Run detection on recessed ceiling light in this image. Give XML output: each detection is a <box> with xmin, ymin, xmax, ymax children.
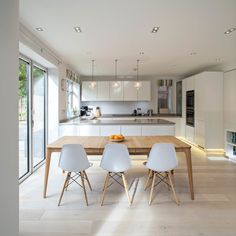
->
<box><xmin>190</xmin><ymin>52</ymin><xmax>197</xmax><ymax>56</ymax></box>
<box><xmin>36</xmin><ymin>27</ymin><xmax>43</xmax><ymax>31</ymax></box>
<box><xmin>74</xmin><ymin>27</ymin><xmax>82</xmax><ymax>33</ymax></box>
<box><xmin>151</xmin><ymin>26</ymin><xmax>159</xmax><ymax>33</ymax></box>
<box><xmin>139</xmin><ymin>52</ymin><xmax>144</xmax><ymax>55</ymax></box>
<box><xmin>224</xmin><ymin>27</ymin><xmax>236</xmax><ymax>34</ymax></box>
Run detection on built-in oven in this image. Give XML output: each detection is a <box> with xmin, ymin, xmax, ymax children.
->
<box><xmin>186</xmin><ymin>90</ymin><xmax>194</xmax><ymax>127</ymax></box>
<box><xmin>186</xmin><ymin>108</ymin><xmax>194</xmax><ymax>127</ymax></box>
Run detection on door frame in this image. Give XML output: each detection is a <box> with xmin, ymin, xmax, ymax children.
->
<box><xmin>19</xmin><ymin>54</ymin><xmax>48</xmax><ymax>183</ymax></box>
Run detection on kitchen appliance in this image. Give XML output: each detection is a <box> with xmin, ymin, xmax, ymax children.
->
<box><xmin>186</xmin><ymin>90</ymin><xmax>194</xmax><ymax>126</ymax></box>
<box><xmin>137</xmin><ymin>108</ymin><xmax>142</xmax><ymax>116</ymax></box>
<box><xmin>94</xmin><ymin>106</ymin><xmax>101</xmax><ymax>117</ymax></box>
<box><xmin>147</xmin><ymin>109</ymin><xmax>153</xmax><ymax>116</ymax></box>
<box><xmin>132</xmin><ymin>109</ymin><xmax>137</xmax><ymax>116</ymax></box>
<box><xmin>80</xmin><ymin>106</ymin><xmax>88</xmax><ymax>116</ymax></box>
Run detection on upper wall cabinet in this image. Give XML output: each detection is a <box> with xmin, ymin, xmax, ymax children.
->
<box><xmin>137</xmin><ymin>81</ymin><xmax>151</xmax><ymax>101</ymax></box>
<box><xmin>81</xmin><ymin>80</ymin><xmax>151</xmax><ymax>101</ymax></box>
<box><xmin>109</xmin><ymin>81</ymin><xmax>124</xmax><ymax>101</ymax></box>
<box><xmin>97</xmin><ymin>81</ymin><xmax>110</xmax><ymax>101</ymax></box>
<box><xmin>81</xmin><ymin>81</ymin><xmax>97</xmax><ymax>101</ymax></box>
<box><xmin>123</xmin><ymin>81</ymin><xmax>137</xmax><ymax>101</ymax></box>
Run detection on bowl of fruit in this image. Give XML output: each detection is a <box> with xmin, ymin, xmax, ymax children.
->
<box><xmin>109</xmin><ymin>134</ymin><xmax>125</xmax><ymax>142</ymax></box>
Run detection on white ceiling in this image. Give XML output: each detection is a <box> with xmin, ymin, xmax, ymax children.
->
<box><xmin>20</xmin><ymin>0</ymin><xmax>236</xmax><ymax>77</ymax></box>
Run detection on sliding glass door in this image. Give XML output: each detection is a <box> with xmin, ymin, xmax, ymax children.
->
<box><xmin>32</xmin><ymin>65</ymin><xmax>46</xmax><ymax>167</ymax></box>
<box><xmin>19</xmin><ymin>57</ymin><xmax>47</xmax><ymax>180</ymax></box>
<box><xmin>19</xmin><ymin>59</ymin><xmax>30</xmax><ymax>178</ymax></box>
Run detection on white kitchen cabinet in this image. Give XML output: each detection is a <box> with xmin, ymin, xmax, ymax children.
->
<box><xmin>109</xmin><ymin>81</ymin><xmax>123</xmax><ymax>101</ymax></box>
<box><xmin>81</xmin><ymin>81</ymin><xmax>97</xmax><ymax>101</ymax></box>
<box><xmin>100</xmin><ymin>125</ymin><xmax>121</xmax><ymax>136</ymax></box>
<box><xmin>137</xmin><ymin>81</ymin><xmax>151</xmax><ymax>101</ymax></box>
<box><xmin>195</xmin><ymin>120</ymin><xmax>205</xmax><ymax>148</ymax></box>
<box><xmin>123</xmin><ymin>81</ymin><xmax>137</xmax><ymax>101</ymax></box>
<box><xmin>182</xmin><ymin>79</ymin><xmax>186</xmax><ymax>118</ymax></box>
<box><xmin>185</xmin><ymin>126</ymin><xmax>195</xmax><ymax>144</ymax></box>
<box><xmin>79</xmin><ymin>125</ymin><xmax>100</xmax><ymax>136</ymax></box>
<box><xmin>141</xmin><ymin>125</ymin><xmax>175</xmax><ymax>136</ymax></box>
<box><xmin>97</xmin><ymin>81</ymin><xmax>110</xmax><ymax>101</ymax></box>
<box><xmin>195</xmin><ymin>72</ymin><xmax>223</xmax><ymax>149</ymax></box>
<box><xmin>120</xmin><ymin>125</ymin><xmax>142</xmax><ymax>136</ymax></box>
<box><xmin>59</xmin><ymin>125</ymin><xmax>80</xmax><ymax>137</ymax></box>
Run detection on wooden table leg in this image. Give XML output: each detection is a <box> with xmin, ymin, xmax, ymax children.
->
<box><xmin>43</xmin><ymin>148</ymin><xmax>52</xmax><ymax>198</ymax></box>
<box><xmin>184</xmin><ymin>148</ymin><xmax>194</xmax><ymax>200</ymax></box>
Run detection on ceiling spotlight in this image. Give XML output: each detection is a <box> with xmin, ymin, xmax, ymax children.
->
<box><xmin>224</xmin><ymin>27</ymin><xmax>236</xmax><ymax>34</ymax></box>
<box><xmin>190</xmin><ymin>52</ymin><xmax>197</xmax><ymax>56</ymax></box>
<box><xmin>36</xmin><ymin>27</ymin><xmax>43</xmax><ymax>31</ymax></box>
<box><xmin>74</xmin><ymin>27</ymin><xmax>82</xmax><ymax>33</ymax></box>
<box><xmin>139</xmin><ymin>52</ymin><xmax>144</xmax><ymax>55</ymax></box>
<box><xmin>151</xmin><ymin>26</ymin><xmax>159</xmax><ymax>33</ymax></box>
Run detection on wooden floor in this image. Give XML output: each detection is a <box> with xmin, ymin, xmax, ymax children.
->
<box><xmin>20</xmin><ymin>146</ymin><xmax>236</xmax><ymax>236</ymax></box>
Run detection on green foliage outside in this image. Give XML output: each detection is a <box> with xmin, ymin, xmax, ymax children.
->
<box><xmin>19</xmin><ymin>61</ymin><xmax>27</xmax><ymax>121</ymax></box>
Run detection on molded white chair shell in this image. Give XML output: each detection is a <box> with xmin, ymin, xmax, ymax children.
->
<box><xmin>146</xmin><ymin>143</ymin><xmax>178</xmax><ymax>172</ymax></box>
<box><xmin>59</xmin><ymin>144</ymin><xmax>91</xmax><ymax>172</ymax></box>
<box><xmin>100</xmin><ymin>144</ymin><xmax>131</xmax><ymax>173</ymax></box>
<box><xmin>58</xmin><ymin>144</ymin><xmax>92</xmax><ymax>206</ymax></box>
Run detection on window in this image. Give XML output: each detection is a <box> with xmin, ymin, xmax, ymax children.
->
<box><xmin>66</xmin><ymin>80</ymin><xmax>80</xmax><ymax>118</ymax></box>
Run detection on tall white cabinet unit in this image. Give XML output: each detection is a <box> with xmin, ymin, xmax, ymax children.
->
<box><xmin>195</xmin><ymin>72</ymin><xmax>223</xmax><ymax>149</ymax></box>
<box><xmin>183</xmin><ymin>72</ymin><xmax>223</xmax><ymax>150</ymax></box>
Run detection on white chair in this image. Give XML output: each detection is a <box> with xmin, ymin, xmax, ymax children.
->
<box><xmin>100</xmin><ymin>144</ymin><xmax>132</xmax><ymax>206</ymax></box>
<box><xmin>144</xmin><ymin>143</ymin><xmax>179</xmax><ymax>205</ymax></box>
<box><xmin>58</xmin><ymin>144</ymin><xmax>92</xmax><ymax>206</ymax></box>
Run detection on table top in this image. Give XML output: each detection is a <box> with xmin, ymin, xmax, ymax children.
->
<box><xmin>47</xmin><ymin>136</ymin><xmax>191</xmax><ymax>155</ymax></box>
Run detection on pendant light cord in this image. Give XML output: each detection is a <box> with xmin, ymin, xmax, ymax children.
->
<box><xmin>92</xmin><ymin>59</ymin><xmax>95</xmax><ymax>81</ymax></box>
<box><xmin>115</xmin><ymin>59</ymin><xmax>118</xmax><ymax>81</ymax></box>
<box><xmin>137</xmin><ymin>59</ymin><xmax>140</xmax><ymax>81</ymax></box>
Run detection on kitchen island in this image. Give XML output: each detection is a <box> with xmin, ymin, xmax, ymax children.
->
<box><xmin>59</xmin><ymin>118</ymin><xmax>176</xmax><ymax>137</ymax></box>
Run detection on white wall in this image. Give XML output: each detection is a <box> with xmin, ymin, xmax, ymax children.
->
<box><xmin>19</xmin><ymin>23</ymin><xmax>79</xmax><ymax>121</ymax></box>
<box><xmin>0</xmin><ymin>1</ymin><xmax>19</xmax><ymax>235</ymax></box>
<box><xmin>48</xmin><ymin>69</ymin><xmax>59</xmax><ymax>143</ymax></box>
<box><xmin>224</xmin><ymin>69</ymin><xmax>236</xmax><ymax>131</ymax></box>
<box><xmin>81</xmin><ymin>76</ymin><xmax>178</xmax><ymax>115</ymax></box>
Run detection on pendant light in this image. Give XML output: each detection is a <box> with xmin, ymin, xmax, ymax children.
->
<box><xmin>112</xmin><ymin>59</ymin><xmax>120</xmax><ymax>88</ymax></box>
<box><xmin>134</xmin><ymin>59</ymin><xmax>142</xmax><ymax>90</ymax></box>
<box><xmin>89</xmin><ymin>59</ymin><xmax>96</xmax><ymax>88</ymax></box>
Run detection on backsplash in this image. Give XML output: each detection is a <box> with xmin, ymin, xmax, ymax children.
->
<box><xmin>81</xmin><ymin>101</ymin><xmax>155</xmax><ymax>115</ymax></box>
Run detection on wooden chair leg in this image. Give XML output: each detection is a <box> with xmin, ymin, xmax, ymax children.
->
<box><xmin>58</xmin><ymin>172</ymin><xmax>71</xmax><ymax>206</ymax></box>
<box><xmin>83</xmin><ymin>171</ymin><xmax>92</xmax><ymax>191</ymax></box>
<box><xmin>144</xmin><ymin>169</ymin><xmax>153</xmax><ymax>190</ymax></box>
<box><xmin>166</xmin><ymin>172</ymin><xmax>170</xmax><ymax>191</ymax></box>
<box><xmin>149</xmin><ymin>172</ymin><xmax>157</xmax><ymax>205</ymax></box>
<box><xmin>168</xmin><ymin>171</ymin><xmax>179</xmax><ymax>205</ymax></box>
<box><xmin>121</xmin><ymin>173</ymin><xmax>131</xmax><ymax>206</ymax></box>
<box><xmin>80</xmin><ymin>171</ymin><xmax>89</xmax><ymax>206</ymax></box>
<box><xmin>101</xmin><ymin>172</ymin><xmax>110</xmax><ymax>206</ymax></box>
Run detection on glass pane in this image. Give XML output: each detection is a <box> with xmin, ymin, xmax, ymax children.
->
<box><xmin>32</xmin><ymin>66</ymin><xmax>46</xmax><ymax>167</ymax></box>
<box><xmin>19</xmin><ymin>59</ymin><xmax>29</xmax><ymax>178</ymax></box>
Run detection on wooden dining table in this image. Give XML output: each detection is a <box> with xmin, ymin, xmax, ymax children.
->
<box><xmin>43</xmin><ymin>135</ymin><xmax>194</xmax><ymax>200</ymax></box>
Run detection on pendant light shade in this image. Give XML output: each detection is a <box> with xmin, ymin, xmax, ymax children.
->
<box><xmin>134</xmin><ymin>59</ymin><xmax>142</xmax><ymax>90</ymax></box>
<box><xmin>89</xmin><ymin>60</ymin><xmax>96</xmax><ymax>88</ymax></box>
<box><xmin>112</xmin><ymin>59</ymin><xmax>120</xmax><ymax>88</ymax></box>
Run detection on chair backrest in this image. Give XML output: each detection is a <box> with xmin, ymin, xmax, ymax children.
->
<box><xmin>100</xmin><ymin>144</ymin><xmax>131</xmax><ymax>173</ymax></box>
<box><xmin>146</xmin><ymin>143</ymin><xmax>178</xmax><ymax>172</ymax></box>
<box><xmin>59</xmin><ymin>144</ymin><xmax>90</xmax><ymax>172</ymax></box>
